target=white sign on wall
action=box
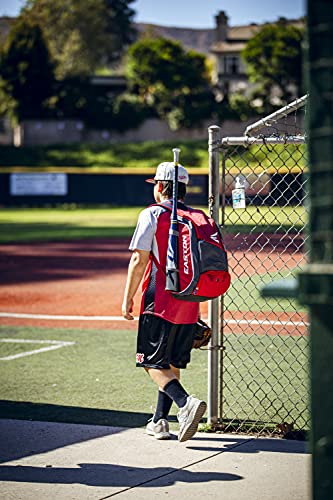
[10,173,68,196]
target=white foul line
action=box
[0,311,308,328]
[0,338,75,361]
[0,312,126,321]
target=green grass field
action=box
[0,325,207,429]
[0,205,307,243]
[222,332,309,432]
[0,324,308,431]
[226,270,307,314]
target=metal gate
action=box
[208,96,309,436]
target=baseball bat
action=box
[165,147,180,292]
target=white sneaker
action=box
[177,396,207,442]
[146,418,171,440]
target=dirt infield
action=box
[0,239,135,330]
[0,238,307,332]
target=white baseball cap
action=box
[146,162,189,185]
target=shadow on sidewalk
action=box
[0,463,243,487]
[0,401,151,463]
[188,436,309,454]
[0,400,151,428]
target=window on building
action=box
[224,55,240,75]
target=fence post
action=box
[298,1,333,497]
[208,125,221,424]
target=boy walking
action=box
[122,160,207,442]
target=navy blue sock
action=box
[163,379,189,409]
[153,390,173,423]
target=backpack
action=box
[155,201,231,302]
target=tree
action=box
[104,0,137,64]
[242,19,304,105]
[51,78,149,131]
[126,37,216,129]
[0,16,55,121]
[22,0,136,78]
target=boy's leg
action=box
[146,367,177,389]
[138,316,206,441]
[147,367,206,443]
[152,365,180,423]
[145,368,178,440]
[153,390,173,423]
[146,367,188,410]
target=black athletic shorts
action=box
[136,314,196,369]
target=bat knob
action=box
[172,148,181,164]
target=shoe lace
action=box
[177,401,190,424]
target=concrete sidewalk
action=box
[0,418,311,500]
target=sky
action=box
[0,0,306,28]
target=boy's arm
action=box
[122,249,150,320]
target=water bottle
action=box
[232,175,246,209]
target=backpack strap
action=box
[150,200,189,213]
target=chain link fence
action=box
[208,96,309,436]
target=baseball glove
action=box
[192,319,212,349]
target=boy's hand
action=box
[122,298,134,320]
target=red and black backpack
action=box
[156,201,231,302]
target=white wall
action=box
[13,117,255,146]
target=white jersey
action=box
[129,205,166,262]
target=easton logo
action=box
[210,232,220,244]
[182,235,190,274]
